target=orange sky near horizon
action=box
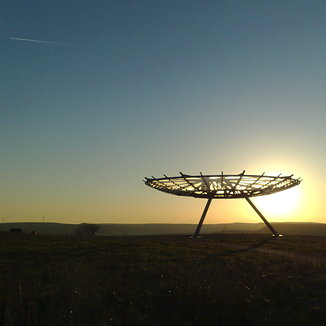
[2,165,322,225]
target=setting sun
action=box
[254,186,301,218]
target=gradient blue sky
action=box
[1,0,325,224]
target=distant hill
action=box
[257,222,326,236]
[2,222,326,237]
[1,222,262,236]
[1,222,77,235]
[96,223,263,236]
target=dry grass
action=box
[1,233,326,325]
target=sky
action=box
[1,0,325,225]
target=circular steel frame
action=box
[144,171,301,199]
[144,171,302,238]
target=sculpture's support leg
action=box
[245,197,280,237]
[192,198,213,238]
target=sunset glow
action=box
[255,186,302,218]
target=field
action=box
[1,233,326,325]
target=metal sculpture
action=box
[144,171,301,237]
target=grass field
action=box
[1,233,326,325]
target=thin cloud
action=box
[9,37,71,46]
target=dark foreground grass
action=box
[1,233,326,326]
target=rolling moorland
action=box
[1,231,326,325]
[3,222,326,236]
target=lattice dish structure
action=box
[144,172,301,199]
[144,171,302,237]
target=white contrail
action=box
[9,37,68,45]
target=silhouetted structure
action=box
[144,171,302,237]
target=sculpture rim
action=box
[144,172,301,199]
